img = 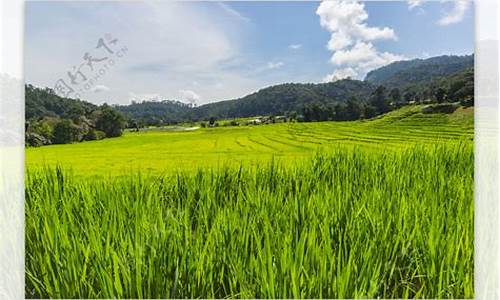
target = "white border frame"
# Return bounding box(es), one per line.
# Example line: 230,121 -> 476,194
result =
1,1 -> 498,299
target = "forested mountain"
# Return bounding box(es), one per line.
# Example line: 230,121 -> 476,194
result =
25,85 -> 126,146
26,54 -> 474,146
26,84 -> 98,120
190,79 -> 375,120
400,67 -> 474,104
114,79 -> 375,123
365,55 -> 473,89
114,100 -> 193,126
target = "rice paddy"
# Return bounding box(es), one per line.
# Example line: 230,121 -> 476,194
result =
25,105 -> 474,298
25,106 -> 473,177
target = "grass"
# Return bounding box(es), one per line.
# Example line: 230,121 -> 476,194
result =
26,143 -> 473,298
25,106 -> 474,298
25,105 -> 474,177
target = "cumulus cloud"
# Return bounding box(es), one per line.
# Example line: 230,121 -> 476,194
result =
288,44 -> 302,50
179,89 -> 200,104
322,67 -> 357,82
317,0 -> 396,51
316,0 -> 403,81
91,85 -> 110,93
266,61 -> 284,70
438,0 -> 470,26
128,92 -> 164,102
330,42 -> 403,70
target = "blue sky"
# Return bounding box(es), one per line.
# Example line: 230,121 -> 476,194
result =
25,1 -> 474,105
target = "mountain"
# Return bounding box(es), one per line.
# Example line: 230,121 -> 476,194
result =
113,79 -> 375,123
365,55 -> 474,89
26,84 -> 98,120
114,100 -> 193,126
190,79 -> 375,120
26,54 -> 474,128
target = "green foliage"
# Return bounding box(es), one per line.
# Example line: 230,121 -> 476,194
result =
191,79 -> 375,120
25,54 -> 474,146
422,103 -> 459,114
26,143 -> 473,299
94,105 -> 126,138
434,87 -> 447,103
84,129 -> 106,141
401,68 -> 474,105
52,119 -> 82,144
302,102 -> 331,122
25,85 -> 127,145
25,119 -> 54,147
115,100 -> 193,126
113,80 -> 376,124
208,116 -> 216,126
370,86 -> 390,115
389,88 -> 402,103
365,55 -> 473,89
26,105 -> 474,176
25,84 -> 97,120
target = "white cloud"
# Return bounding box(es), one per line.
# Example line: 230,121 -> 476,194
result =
266,61 -> 284,70
322,67 -> 357,82
91,85 -> 110,93
179,89 -> 200,104
288,44 -> 302,50
438,0 -> 470,26
316,0 -> 403,81
316,0 -> 396,51
408,0 -> 423,10
331,42 -> 403,71
128,92 -> 165,102
25,1 -> 264,105
217,3 -> 250,23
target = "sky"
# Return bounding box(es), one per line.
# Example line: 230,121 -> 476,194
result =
25,0 -> 474,105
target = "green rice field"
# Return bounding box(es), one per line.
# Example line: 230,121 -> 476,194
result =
25,105 -> 474,298
26,105 -> 473,176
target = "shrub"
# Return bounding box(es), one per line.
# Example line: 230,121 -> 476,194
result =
422,103 -> 459,114
94,106 -> 126,138
84,129 -> 106,141
25,132 -> 49,147
52,119 -> 81,144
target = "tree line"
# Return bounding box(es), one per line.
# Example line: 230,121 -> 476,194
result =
25,85 -> 126,147
25,64 -> 473,146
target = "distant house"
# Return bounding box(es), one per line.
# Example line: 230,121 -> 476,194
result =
250,118 -> 262,125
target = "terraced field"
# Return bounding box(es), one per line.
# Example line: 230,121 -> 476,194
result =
25,105 -> 475,298
26,105 -> 473,176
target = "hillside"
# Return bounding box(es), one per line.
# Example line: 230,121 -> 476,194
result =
190,79 -> 375,119
26,53 -> 474,134
26,104 -> 474,175
114,100 -> 192,126
365,54 -> 473,89
25,85 -> 127,146
25,84 -> 98,120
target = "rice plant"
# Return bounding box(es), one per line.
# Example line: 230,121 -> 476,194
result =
25,143 -> 473,298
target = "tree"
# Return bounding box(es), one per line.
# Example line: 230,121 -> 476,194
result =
389,88 -> 402,103
332,104 -> 345,121
370,86 -> 390,115
434,87 -> 446,103
363,104 -> 377,119
403,91 -> 416,103
94,105 -> 126,138
345,97 -> 362,121
208,116 -> 216,126
52,119 -> 80,144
